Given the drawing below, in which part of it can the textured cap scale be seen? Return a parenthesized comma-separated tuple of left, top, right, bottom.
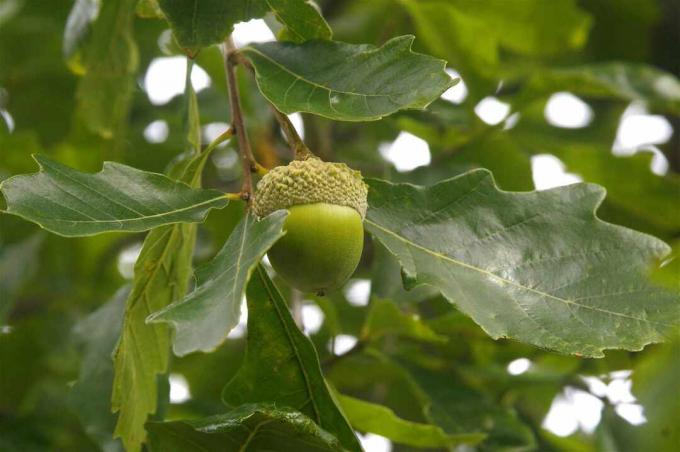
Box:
(253, 158, 368, 218)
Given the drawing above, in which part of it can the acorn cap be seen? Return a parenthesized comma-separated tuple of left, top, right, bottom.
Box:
(253, 158, 368, 219)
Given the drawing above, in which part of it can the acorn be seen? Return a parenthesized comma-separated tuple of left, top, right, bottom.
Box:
(254, 157, 368, 294)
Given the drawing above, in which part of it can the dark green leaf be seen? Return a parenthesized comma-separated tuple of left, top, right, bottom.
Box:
(338, 393, 485, 448)
(69, 286, 128, 452)
(361, 298, 446, 343)
(0, 155, 229, 237)
(522, 63, 680, 115)
(148, 212, 287, 356)
(223, 266, 361, 452)
(146, 403, 344, 452)
(158, 0, 267, 51)
(269, 0, 332, 43)
(365, 172, 679, 357)
(0, 233, 43, 323)
(242, 36, 455, 121)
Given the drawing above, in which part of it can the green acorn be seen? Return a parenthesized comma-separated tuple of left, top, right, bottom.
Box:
(254, 158, 368, 294)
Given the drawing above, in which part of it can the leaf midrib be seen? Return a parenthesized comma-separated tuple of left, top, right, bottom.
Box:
(11, 194, 226, 225)
(365, 219, 669, 328)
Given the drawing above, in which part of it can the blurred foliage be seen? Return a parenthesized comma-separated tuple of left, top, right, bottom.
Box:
(1, 0, 678, 451)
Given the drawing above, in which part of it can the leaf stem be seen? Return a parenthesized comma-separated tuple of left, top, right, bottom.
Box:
(223, 37, 258, 205)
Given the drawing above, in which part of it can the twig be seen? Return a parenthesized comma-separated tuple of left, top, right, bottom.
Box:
(223, 37, 257, 205)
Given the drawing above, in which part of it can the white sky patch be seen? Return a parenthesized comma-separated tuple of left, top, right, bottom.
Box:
(504, 112, 521, 130)
(232, 19, 276, 48)
(474, 96, 510, 125)
(117, 242, 143, 279)
(379, 132, 431, 172)
(330, 335, 358, 355)
(212, 148, 239, 170)
(441, 68, 468, 104)
(542, 387, 604, 437)
(0, 109, 14, 132)
(286, 112, 305, 139)
(203, 122, 231, 145)
(531, 154, 582, 190)
(227, 298, 248, 339)
(581, 376, 609, 398)
(614, 103, 673, 151)
(344, 279, 371, 307)
(145, 57, 210, 105)
(143, 120, 169, 143)
(544, 92, 594, 129)
(507, 358, 532, 375)
(616, 403, 647, 425)
(358, 433, 392, 452)
(302, 303, 324, 335)
(169, 374, 191, 404)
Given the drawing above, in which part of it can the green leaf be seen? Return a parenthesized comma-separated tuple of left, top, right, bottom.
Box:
(632, 340, 680, 450)
(268, 0, 332, 43)
(158, 0, 268, 51)
(148, 212, 287, 356)
(0, 155, 229, 237)
(63, 0, 100, 73)
(242, 35, 455, 121)
(69, 286, 128, 452)
(365, 172, 679, 357)
(75, 0, 138, 137)
(146, 403, 344, 451)
(337, 393, 485, 448)
(112, 223, 196, 451)
(361, 298, 446, 343)
(223, 266, 362, 452)
(522, 63, 680, 115)
(401, 0, 591, 94)
(0, 233, 43, 323)
(402, 362, 537, 451)
(112, 65, 213, 451)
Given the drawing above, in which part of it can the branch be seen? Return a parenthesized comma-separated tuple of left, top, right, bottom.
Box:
(222, 37, 259, 205)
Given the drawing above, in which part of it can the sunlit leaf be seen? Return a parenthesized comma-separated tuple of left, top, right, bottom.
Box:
(338, 393, 485, 448)
(148, 212, 287, 356)
(365, 172, 679, 357)
(146, 403, 344, 451)
(242, 35, 455, 121)
(0, 155, 229, 237)
(223, 266, 362, 451)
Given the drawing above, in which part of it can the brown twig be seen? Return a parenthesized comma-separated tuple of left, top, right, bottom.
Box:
(223, 37, 257, 205)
